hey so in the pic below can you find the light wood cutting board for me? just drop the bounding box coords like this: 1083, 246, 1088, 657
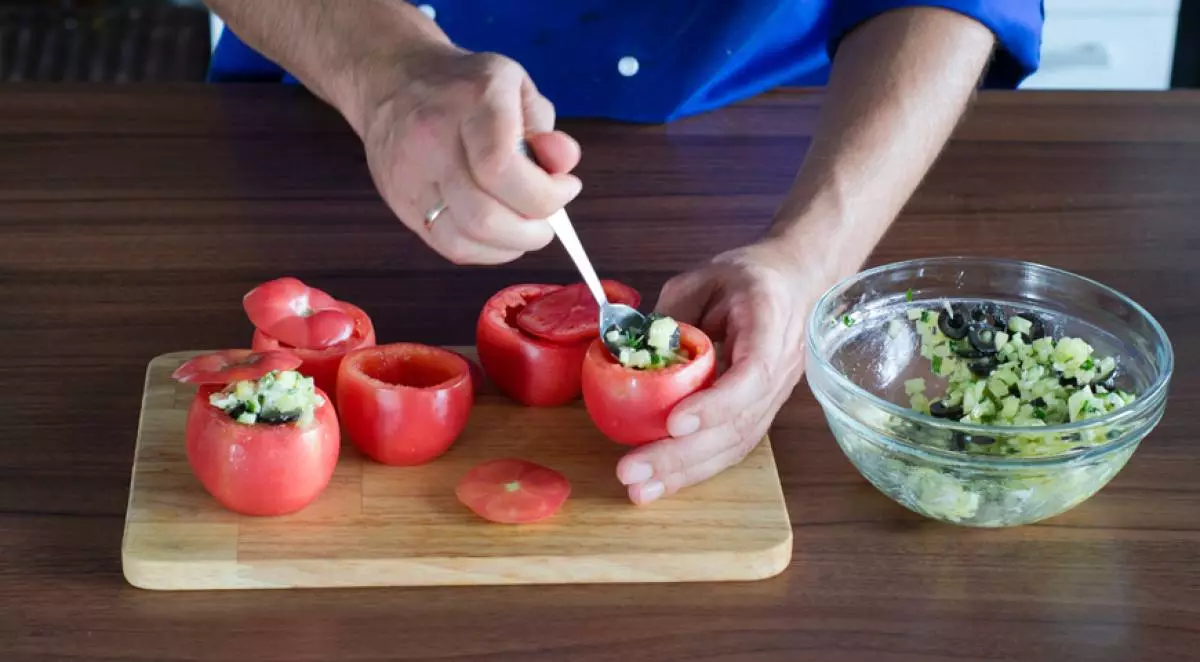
121, 349, 793, 590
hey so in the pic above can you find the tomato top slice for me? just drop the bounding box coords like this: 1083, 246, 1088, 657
455, 459, 571, 524
172, 349, 303, 385
242, 277, 356, 350
514, 280, 641, 343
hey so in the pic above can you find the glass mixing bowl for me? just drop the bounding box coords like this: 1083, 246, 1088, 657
805, 257, 1173, 527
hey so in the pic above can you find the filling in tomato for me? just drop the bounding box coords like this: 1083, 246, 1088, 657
604, 314, 691, 369
208, 369, 324, 426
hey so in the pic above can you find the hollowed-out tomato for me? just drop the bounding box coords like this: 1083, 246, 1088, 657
252, 301, 376, 402
581, 322, 717, 446
336, 343, 474, 466
455, 459, 571, 524
184, 384, 340, 516
476, 281, 640, 407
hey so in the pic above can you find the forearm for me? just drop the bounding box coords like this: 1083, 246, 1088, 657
769, 7, 995, 280
204, 0, 452, 134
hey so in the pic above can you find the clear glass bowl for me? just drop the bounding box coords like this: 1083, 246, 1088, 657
805, 257, 1173, 527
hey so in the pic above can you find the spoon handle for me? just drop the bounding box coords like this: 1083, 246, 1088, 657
517, 140, 608, 306
546, 209, 608, 306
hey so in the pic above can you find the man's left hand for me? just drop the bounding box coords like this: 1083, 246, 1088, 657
615, 238, 823, 504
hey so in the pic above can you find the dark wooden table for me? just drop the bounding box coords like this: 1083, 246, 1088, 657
2, 85, 1198, 661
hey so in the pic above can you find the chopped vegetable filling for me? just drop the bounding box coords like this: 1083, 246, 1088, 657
604, 314, 690, 370
902, 303, 1136, 455
209, 369, 324, 426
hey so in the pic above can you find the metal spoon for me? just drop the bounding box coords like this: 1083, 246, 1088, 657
517, 140, 648, 356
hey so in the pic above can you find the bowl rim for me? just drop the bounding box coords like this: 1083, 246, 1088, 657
806, 256, 1174, 460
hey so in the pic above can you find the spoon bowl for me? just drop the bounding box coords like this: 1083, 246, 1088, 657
600, 302, 649, 357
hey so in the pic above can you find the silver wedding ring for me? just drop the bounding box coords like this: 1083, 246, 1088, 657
424, 200, 447, 230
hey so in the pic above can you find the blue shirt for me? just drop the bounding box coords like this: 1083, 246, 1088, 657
209, 1, 1044, 124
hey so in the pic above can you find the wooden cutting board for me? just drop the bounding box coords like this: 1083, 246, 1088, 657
121, 349, 793, 590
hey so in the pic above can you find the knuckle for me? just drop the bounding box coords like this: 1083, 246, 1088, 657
405, 102, 454, 142
476, 51, 522, 79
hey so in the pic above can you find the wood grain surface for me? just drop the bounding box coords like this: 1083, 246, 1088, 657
2, 85, 1199, 660
122, 349, 791, 590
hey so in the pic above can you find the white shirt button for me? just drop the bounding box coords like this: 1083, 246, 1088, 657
617, 56, 640, 77
417, 4, 436, 19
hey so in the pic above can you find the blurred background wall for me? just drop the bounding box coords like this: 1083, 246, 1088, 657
0, 0, 1197, 88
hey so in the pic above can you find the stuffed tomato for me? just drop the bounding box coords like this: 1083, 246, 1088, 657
175, 350, 340, 517
476, 281, 639, 407
337, 343, 474, 466
582, 316, 716, 446
252, 300, 376, 401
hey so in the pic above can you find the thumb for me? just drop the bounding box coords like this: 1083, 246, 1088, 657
524, 131, 581, 175
654, 271, 714, 326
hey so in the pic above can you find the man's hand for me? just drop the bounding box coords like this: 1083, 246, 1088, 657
204, 0, 582, 266
616, 239, 815, 504
614, 7, 997, 504
360, 46, 582, 265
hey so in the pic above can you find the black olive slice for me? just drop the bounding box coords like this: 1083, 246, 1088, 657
952, 339, 985, 359
1012, 312, 1046, 342
258, 410, 301, 424
950, 432, 968, 451
967, 356, 998, 377
1098, 371, 1117, 391
970, 436, 997, 446
969, 303, 1008, 330
938, 306, 970, 340
929, 400, 963, 419
966, 324, 999, 356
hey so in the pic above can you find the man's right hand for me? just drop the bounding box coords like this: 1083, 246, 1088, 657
358, 45, 582, 265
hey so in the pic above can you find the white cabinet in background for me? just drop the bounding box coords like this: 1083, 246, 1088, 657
1021, 0, 1181, 90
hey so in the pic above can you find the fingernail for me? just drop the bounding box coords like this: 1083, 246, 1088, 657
620, 461, 653, 485
668, 413, 700, 437
636, 480, 665, 504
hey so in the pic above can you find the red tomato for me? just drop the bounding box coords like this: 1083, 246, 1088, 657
242, 277, 355, 350
337, 343, 474, 466
252, 301, 376, 402
447, 349, 485, 395
514, 280, 641, 343
185, 384, 340, 516
581, 322, 717, 446
455, 459, 571, 524
171, 349, 302, 385
476, 283, 592, 407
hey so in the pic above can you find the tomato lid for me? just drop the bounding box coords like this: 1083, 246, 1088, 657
172, 349, 303, 385
515, 280, 640, 344
455, 459, 571, 524
243, 277, 355, 350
